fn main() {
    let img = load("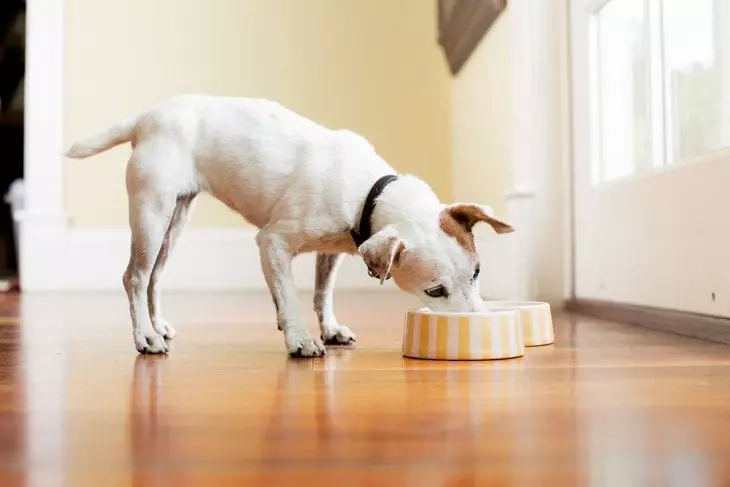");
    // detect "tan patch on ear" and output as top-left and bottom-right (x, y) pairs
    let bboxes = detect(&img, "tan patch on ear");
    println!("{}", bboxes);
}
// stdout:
(439, 211), (477, 255)
(447, 204), (514, 235)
